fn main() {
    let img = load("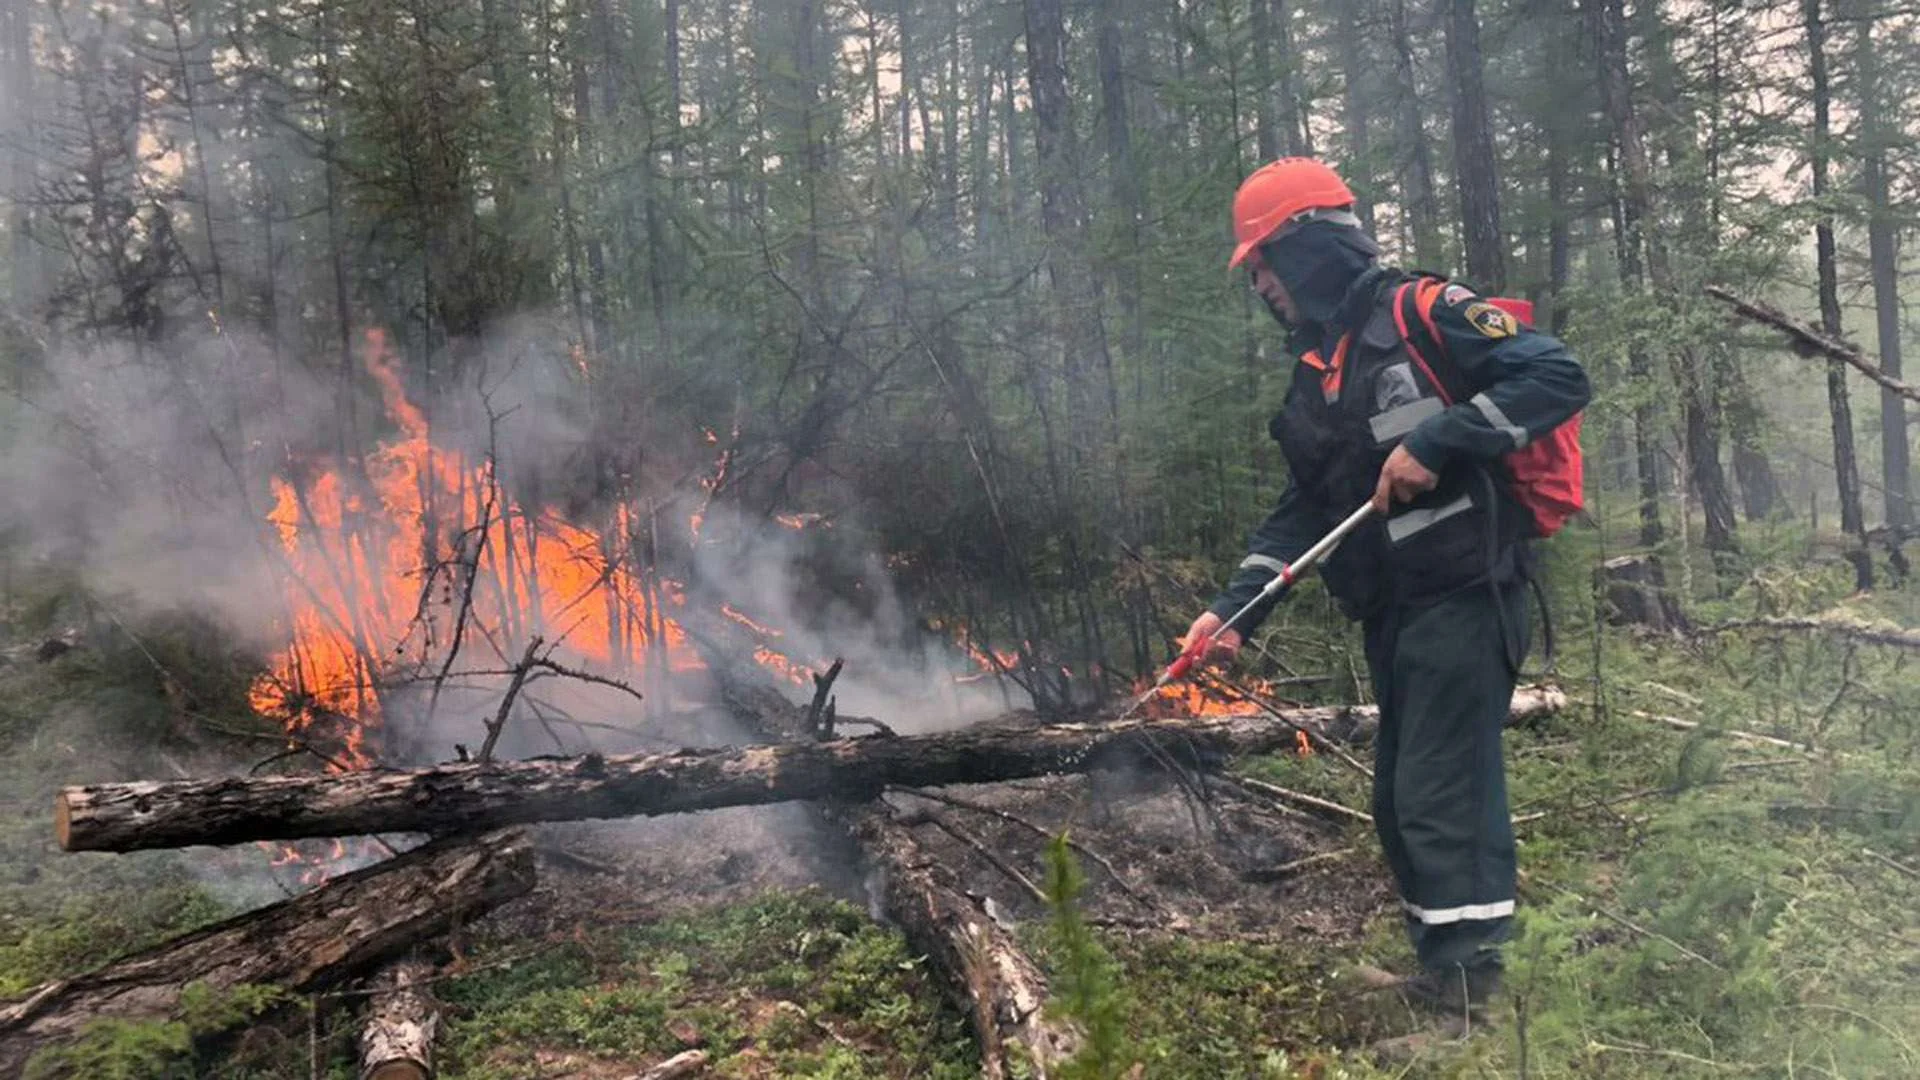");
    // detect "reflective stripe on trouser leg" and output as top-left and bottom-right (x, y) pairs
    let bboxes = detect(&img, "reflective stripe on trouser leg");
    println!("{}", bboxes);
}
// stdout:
(1382, 585), (1526, 970)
